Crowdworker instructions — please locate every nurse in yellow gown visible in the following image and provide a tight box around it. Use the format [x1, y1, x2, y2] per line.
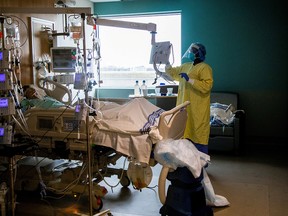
[165, 42, 213, 154]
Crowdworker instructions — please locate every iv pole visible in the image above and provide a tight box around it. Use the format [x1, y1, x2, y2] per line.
[80, 12, 94, 215]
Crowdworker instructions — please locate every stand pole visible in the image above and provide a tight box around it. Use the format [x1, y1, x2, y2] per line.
[82, 13, 94, 216]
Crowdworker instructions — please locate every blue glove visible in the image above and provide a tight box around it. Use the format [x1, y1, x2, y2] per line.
[179, 73, 189, 81]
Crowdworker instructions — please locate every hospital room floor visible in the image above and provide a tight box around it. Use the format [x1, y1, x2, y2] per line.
[10, 142, 288, 216]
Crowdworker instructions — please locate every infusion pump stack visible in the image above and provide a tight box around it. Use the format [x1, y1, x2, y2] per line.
[0, 44, 15, 146]
[0, 14, 27, 154]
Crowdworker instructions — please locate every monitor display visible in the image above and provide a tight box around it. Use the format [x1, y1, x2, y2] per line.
[75, 104, 81, 113]
[0, 98, 8, 108]
[51, 47, 77, 73]
[0, 73, 5, 82]
[0, 127, 4, 137]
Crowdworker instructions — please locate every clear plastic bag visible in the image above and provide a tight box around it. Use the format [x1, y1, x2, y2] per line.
[154, 139, 210, 178]
[210, 103, 235, 126]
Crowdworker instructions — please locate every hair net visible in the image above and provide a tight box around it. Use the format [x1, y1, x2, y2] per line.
[182, 42, 206, 61]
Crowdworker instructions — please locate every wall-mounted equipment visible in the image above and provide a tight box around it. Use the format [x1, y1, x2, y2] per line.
[149, 41, 174, 83]
[51, 47, 77, 73]
[150, 41, 171, 65]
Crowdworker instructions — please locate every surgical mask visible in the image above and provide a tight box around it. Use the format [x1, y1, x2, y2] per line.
[187, 52, 195, 61]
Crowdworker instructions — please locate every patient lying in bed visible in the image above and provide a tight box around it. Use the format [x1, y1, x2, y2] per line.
[18, 90, 167, 164]
[20, 85, 66, 112]
[18, 84, 189, 165]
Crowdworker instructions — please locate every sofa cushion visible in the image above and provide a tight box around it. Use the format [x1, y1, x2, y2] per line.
[210, 126, 234, 136]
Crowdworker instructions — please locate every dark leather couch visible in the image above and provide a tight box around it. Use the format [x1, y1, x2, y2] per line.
[209, 92, 245, 155]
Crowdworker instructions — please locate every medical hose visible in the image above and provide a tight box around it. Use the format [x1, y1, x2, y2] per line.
[158, 166, 170, 204]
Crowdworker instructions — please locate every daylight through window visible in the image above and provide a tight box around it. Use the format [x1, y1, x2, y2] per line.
[96, 13, 181, 88]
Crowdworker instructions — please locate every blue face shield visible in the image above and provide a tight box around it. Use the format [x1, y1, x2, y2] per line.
[182, 42, 206, 62]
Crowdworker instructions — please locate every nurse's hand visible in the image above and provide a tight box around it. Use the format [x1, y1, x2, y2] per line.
[179, 73, 189, 81]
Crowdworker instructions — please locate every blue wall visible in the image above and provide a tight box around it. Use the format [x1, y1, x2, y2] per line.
[94, 0, 287, 142]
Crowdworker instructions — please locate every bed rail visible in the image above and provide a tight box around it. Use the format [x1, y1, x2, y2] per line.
[158, 101, 190, 140]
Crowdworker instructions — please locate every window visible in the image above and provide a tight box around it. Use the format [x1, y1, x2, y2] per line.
[96, 13, 181, 88]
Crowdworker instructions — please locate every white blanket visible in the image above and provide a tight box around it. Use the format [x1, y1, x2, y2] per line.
[92, 98, 164, 164]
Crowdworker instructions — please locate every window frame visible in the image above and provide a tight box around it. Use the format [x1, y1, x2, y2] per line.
[95, 13, 181, 88]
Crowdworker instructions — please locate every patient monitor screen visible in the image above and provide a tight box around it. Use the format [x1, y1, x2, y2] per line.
[51, 47, 77, 73]
[0, 98, 8, 107]
[0, 128, 4, 136]
[0, 74, 5, 82]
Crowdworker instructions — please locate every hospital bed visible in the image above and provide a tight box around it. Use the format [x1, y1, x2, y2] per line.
[14, 97, 190, 210]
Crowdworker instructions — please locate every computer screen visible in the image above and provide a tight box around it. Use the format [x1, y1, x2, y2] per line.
[51, 47, 77, 73]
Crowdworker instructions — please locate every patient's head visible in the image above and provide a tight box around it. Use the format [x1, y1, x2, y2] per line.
[24, 87, 37, 99]
[23, 85, 46, 100]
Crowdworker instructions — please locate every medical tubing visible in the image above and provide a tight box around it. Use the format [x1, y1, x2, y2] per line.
[87, 99, 103, 119]
[169, 44, 175, 65]
[12, 115, 31, 137]
[153, 62, 174, 84]
[43, 192, 67, 201]
[158, 166, 170, 204]
[14, 107, 27, 130]
[83, 99, 97, 113]
[45, 162, 87, 194]
[94, 155, 128, 190]
[94, 88, 103, 120]
[10, 87, 31, 135]
[16, 106, 29, 132]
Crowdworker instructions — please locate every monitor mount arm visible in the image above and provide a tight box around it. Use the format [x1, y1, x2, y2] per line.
[89, 16, 157, 45]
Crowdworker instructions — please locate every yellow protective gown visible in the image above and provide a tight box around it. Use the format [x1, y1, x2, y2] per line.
[166, 62, 213, 145]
